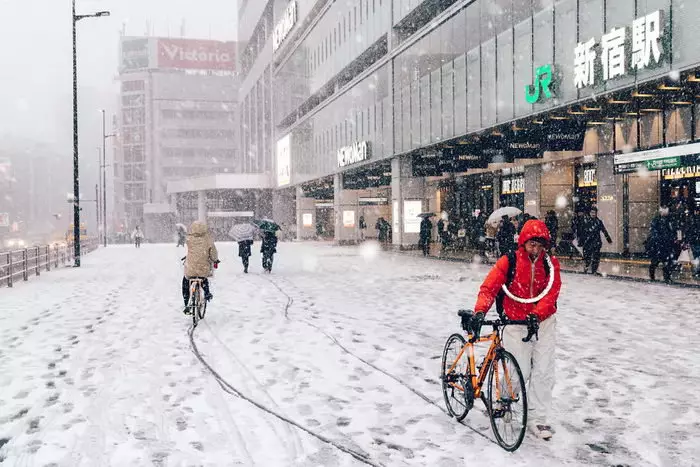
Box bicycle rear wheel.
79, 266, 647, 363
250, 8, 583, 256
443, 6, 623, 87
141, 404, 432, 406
198, 292, 207, 320
191, 284, 200, 327
486, 349, 527, 451
440, 333, 472, 421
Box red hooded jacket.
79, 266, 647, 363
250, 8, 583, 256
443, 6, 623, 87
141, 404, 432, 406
474, 219, 561, 322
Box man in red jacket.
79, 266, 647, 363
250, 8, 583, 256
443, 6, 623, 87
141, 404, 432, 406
473, 219, 562, 440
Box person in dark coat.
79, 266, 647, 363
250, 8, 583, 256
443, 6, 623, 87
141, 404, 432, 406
686, 210, 700, 278
497, 215, 516, 255
176, 227, 186, 247
261, 230, 278, 273
419, 217, 433, 256
376, 217, 390, 244
238, 239, 253, 273
581, 207, 612, 274
571, 210, 585, 245
544, 210, 559, 249
473, 211, 487, 255
646, 207, 676, 282
358, 215, 367, 241
437, 214, 450, 250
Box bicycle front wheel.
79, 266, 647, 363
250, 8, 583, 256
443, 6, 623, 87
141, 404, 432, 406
486, 349, 527, 451
441, 333, 471, 421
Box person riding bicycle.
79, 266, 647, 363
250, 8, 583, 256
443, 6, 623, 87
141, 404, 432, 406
472, 219, 562, 440
182, 221, 219, 314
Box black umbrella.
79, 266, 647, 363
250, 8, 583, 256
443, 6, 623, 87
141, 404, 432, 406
253, 218, 281, 232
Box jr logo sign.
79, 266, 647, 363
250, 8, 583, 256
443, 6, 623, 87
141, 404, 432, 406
525, 64, 555, 104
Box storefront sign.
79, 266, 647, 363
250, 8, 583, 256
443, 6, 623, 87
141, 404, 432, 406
412, 152, 442, 177
441, 144, 488, 172
600, 195, 615, 202
502, 177, 525, 195
276, 135, 291, 186
403, 200, 423, 234
577, 166, 597, 187
359, 197, 388, 205
508, 130, 544, 159
337, 141, 370, 168
614, 142, 700, 173
273, 1, 297, 52
575, 10, 664, 89
647, 156, 681, 171
525, 64, 555, 104
662, 165, 700, 180
545, 120, 586, 151
343, 210, 355, 228
157, 39, 236, 71
482, 135, 513, 164
302, 213, 313, 227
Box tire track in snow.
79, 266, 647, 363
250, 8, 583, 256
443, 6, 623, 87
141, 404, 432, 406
263, 275, 499, 447
187, 323, 384, 467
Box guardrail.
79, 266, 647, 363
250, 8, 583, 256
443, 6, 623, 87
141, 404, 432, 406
0, 238, 99, 288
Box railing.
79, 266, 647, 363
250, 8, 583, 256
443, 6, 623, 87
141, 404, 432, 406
0, 238, 99, 288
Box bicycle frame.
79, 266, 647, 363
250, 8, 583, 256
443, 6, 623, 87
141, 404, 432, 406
446, 329, 516, 401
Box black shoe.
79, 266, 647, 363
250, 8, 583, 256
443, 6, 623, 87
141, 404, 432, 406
183, 306, 191, 315
204, 293, 213, 301
244, 268, 248, 273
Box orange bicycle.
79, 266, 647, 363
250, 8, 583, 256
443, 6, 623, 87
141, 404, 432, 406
440, 310, 538, 451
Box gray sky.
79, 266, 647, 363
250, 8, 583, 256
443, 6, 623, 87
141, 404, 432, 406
0, 0, 238, 150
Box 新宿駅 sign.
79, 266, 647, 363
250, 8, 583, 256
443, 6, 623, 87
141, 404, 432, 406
337, 141, 370, 168
575, 10, 664, 89
273, 1, 297, 52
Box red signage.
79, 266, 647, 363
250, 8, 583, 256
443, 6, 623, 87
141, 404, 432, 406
157, 39, 236, 71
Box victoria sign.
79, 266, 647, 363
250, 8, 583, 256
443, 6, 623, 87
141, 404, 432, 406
157, 39, 236, 71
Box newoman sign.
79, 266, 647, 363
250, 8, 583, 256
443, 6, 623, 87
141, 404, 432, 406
273, 1, 298, 51
337, 141, 370, 168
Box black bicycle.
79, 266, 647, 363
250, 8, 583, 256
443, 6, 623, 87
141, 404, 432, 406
186, 278, 207, 327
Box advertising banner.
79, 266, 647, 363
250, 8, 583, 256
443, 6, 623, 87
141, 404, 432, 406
441, 143, 489, 172
507, 130, 545, 159
157, 39, 236, 71
302, 213, 313, 227
403, 200, 423, 233
343, 210, 355, 228
482, 135, 513, 164
545, 120, 586, 151
277, 135, 291, 186
412, 152, 442, 177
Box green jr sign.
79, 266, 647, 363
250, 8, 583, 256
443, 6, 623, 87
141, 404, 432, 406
525, 64, 555, 104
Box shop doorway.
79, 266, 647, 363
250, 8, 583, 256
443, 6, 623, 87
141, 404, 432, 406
315, 205, 335, 239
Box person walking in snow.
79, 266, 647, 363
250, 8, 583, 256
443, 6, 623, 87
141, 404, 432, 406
472, 219, 561, 440
238, 239, 253, 273
580, 207, 612, 274
496, 215, 516, 256
182, 221, 219, 314
261, 230, 278, 273
133, 226, 144, 248
544, 210, 559, 250
419, 216, 433, 256
176, 227, 186, 247
646, 206, 676, 283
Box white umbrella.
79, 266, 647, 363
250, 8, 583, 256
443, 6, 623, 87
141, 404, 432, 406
229, 223, 257, 242
175, 223, 187, 232
486, 207, 522, 227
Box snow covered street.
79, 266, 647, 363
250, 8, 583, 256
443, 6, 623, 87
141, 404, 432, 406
0, 242, 699, 466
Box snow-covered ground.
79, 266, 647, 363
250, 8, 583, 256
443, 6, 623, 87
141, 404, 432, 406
0, 242, 698, 466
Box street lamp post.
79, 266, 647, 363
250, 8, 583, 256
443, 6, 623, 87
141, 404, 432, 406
101, 109, 116, 248
72, 0, 110, 267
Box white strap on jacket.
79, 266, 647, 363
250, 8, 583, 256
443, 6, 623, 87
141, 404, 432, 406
501, 254, 555, 304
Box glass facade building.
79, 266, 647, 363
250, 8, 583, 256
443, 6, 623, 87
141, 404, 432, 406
239, 0, 700, 253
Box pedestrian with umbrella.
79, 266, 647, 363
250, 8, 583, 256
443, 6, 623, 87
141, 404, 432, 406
229, 223, 257, 273
254, 219, 280, 273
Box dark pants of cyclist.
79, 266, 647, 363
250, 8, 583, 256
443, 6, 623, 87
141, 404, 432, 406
182, 276, 210, 305
649, 258, 673, 282
262, 252, 274, 271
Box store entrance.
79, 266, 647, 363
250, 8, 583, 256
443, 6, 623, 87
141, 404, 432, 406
315, 205, 335, 239
661, 176, 700, 232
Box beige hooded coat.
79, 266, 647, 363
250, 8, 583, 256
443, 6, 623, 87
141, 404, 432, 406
184, 221, 219, 278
